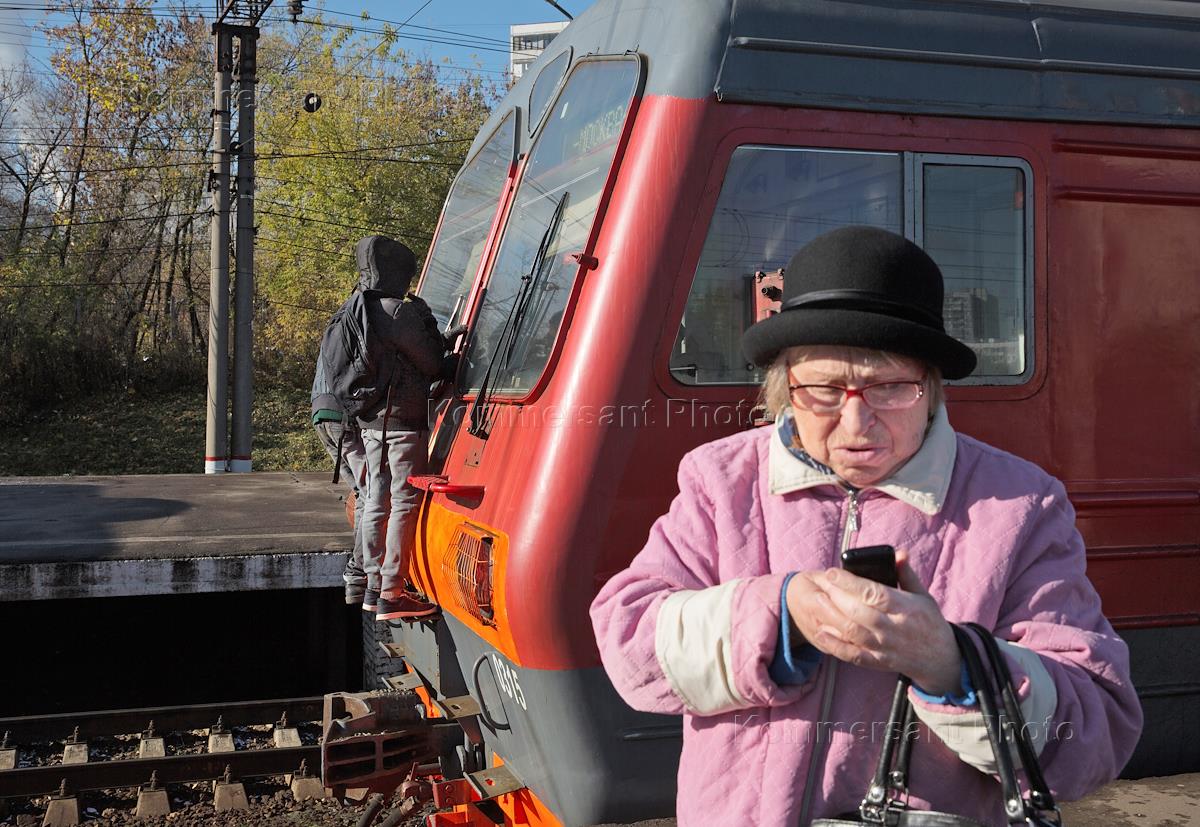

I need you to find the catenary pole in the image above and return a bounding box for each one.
[230,30,258,473]
[204,27,233,474]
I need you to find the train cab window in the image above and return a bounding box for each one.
[461,57,641,395]
[671,147,903,385]
[528,50,571,135]
[671,148,1033,385]
[418,111,518,329]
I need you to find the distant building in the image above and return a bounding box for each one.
[944,286,1025,375]
[944,286,1000,343]
[969,339,1024,376]
[510,21,569,81]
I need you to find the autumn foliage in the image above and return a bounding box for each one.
[0,0,497,418]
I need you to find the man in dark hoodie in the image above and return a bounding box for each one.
[352,236,446,620]
[311,349,369,606]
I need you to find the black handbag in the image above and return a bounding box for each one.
[812,623,1062,827]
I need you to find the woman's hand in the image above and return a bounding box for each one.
[785,550,961,695]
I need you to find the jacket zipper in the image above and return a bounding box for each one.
[797,489,860,825]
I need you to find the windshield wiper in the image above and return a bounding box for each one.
[468,193,568,438]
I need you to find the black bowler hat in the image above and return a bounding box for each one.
[742,226,977,379]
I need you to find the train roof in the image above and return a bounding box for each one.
[469,0,1200,159]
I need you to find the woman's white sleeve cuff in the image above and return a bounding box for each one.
[653,581,747,715]
[912,638,1057,774]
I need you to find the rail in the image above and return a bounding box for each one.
[0,696,324,799]
[0,696,324,742]
[0,746,319,797]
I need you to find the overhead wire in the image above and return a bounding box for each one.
[255,232,354,259]
[255,196,433,239]
[0,208,209,233]
[0,268,210,287]
[257,295,334,315]
[317,8,519,50]
[5,137,469,154]
[7,3,537,58]
[277,15,521,58]
[256,206,432,241]
[325,0,434,86]
[5,150,465,176]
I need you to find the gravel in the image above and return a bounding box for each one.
[1,722,420,827]
[1,782,431,826]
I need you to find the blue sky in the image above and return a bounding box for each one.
[0,1,594,75]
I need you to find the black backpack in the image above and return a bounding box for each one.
[319,291,395,422]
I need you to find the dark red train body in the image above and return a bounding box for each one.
[345,2,1200,824]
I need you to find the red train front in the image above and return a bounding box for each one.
[323,2,1200,825]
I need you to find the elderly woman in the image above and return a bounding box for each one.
[590,227,1142,826]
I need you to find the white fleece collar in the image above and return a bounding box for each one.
[768,406,957,515]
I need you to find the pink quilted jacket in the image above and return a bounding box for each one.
[590,414,1142,826]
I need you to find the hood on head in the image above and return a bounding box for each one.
[355,235,417,297]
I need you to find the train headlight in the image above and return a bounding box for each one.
[443,524,496,626]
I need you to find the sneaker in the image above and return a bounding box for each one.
[344,580,366,606]
[362,588,380,613]
[376,591,438,621]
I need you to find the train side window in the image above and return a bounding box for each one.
[671,147,903,386]
[671,148,1033,386]
[915,157,1033,383]
[418,110,518,329]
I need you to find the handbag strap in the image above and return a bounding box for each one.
[860,675,914,821]
[963,623,1060,818]
[892,695,917,793]
[951,624,1031,825]
[846,624,1062,826]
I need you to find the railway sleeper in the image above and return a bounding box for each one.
[207,717,235,754]
[0,697,332,823]
[0,733,15,771]
[41,783,79,827]
[288,758,325,801]
[212,766,249,812]
[138,723,165,759]
[61,729,86,766]
[133,773,170,819]
[0,746,320,798]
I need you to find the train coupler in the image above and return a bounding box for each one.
[320,690,439,797]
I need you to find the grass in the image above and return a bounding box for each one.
[0,379,330,476]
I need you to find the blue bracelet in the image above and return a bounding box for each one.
[768,573,823,686]
[912,660,977,707]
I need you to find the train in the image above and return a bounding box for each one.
[319,1,1200,825]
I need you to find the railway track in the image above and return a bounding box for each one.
[0,697,324,806]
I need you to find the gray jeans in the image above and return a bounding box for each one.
[360,428,428,594]
[314,420,368,584]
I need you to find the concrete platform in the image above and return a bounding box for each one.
[0,473,353,600]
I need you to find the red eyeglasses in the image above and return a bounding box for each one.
[788,378,926,414]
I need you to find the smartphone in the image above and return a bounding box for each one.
[840,544,897,588]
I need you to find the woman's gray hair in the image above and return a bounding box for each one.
[759,346,945,420]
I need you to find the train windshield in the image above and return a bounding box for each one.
[461,57,640,395]
[418,111,517,329]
